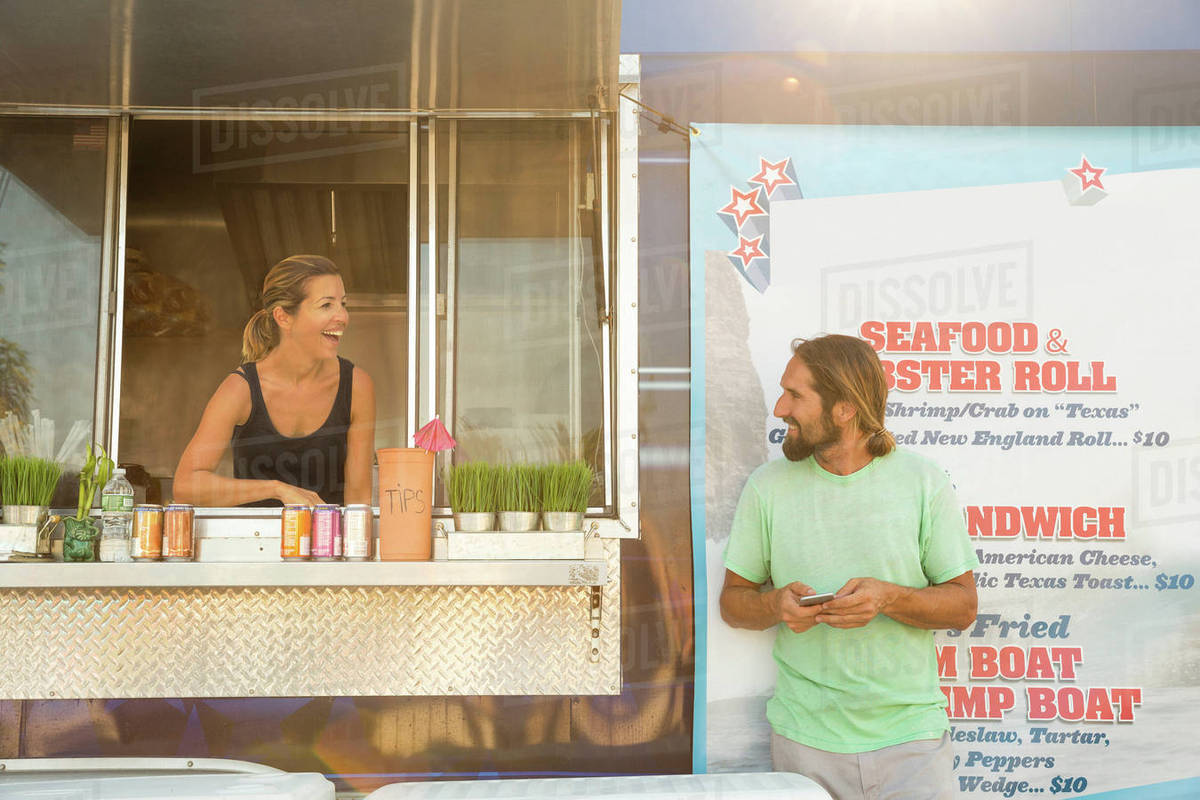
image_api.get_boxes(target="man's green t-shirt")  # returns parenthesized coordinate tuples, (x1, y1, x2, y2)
(723, 448, 979, 754)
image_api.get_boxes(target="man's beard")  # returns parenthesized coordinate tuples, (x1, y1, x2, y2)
(781, 410, 840, 462)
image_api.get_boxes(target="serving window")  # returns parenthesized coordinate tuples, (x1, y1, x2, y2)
(0, 116, 110, 503)
(117, 118, 414, 499)
(443, 119, 609, 508)
(108, 113, 620, 516)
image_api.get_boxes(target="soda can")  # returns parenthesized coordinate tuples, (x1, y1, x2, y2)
(343, 504, 373, 561)
(281, 504, 312, 561)
(132, 504, 164, 561)
(163, 504, 196, 561)
(312, 504, 341, 561)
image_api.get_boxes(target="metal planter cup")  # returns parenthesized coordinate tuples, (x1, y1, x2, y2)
(453, 512, 495, 532)
(2, 505, 46, 526)
(542, 511, 585, 532)
(497, 511, 539, 532)
(1, 505, 57, 558)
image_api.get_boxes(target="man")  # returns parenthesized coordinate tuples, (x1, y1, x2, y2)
(720, 334, 979, 800)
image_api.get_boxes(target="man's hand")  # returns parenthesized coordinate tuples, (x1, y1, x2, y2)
(816, 572, 978, 631)
(774, 582, 826, 634)
(720, 570, 827, 633)
(816, 577, 898, 629)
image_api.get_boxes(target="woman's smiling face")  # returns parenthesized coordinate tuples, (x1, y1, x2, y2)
(278, 274, 348, 355)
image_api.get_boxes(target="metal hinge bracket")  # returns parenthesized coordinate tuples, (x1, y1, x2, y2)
(588, 585, 602, 663)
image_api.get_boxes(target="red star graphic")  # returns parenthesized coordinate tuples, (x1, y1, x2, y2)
(731, 234, 766, 269)
(1069, 156, 1105, 191)
(748, 157, 795, 197)
(718, 186, 766, 228)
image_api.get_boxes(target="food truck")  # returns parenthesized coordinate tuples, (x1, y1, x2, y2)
(8, 3, 1199, 799)
(0, 1, 712, 795)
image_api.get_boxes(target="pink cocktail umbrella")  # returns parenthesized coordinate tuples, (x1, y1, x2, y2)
(413, 415, 457, 454)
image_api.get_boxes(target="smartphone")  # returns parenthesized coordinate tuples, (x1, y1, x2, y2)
(795, 591, 836, 607)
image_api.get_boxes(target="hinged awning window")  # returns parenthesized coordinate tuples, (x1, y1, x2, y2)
(0, 0, 619, 113)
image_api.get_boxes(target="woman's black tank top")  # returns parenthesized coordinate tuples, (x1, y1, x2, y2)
(231, 357, 353, 507)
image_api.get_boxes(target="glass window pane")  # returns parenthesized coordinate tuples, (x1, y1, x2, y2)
(447, 120, 607, 505)
(118, 119, 410, 502)
(0, 116, 107, 502)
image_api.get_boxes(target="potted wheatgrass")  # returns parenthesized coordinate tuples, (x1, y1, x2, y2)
(497, 463, 541, 532)
(0, 454, 63, 527)
(540, 460, 594, 532)
(445, 461, 499, 532)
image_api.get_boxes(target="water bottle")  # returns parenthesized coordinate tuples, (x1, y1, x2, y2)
(99, 468, 134, 563)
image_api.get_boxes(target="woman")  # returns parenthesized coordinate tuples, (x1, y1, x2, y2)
(174, 255, 375, 506)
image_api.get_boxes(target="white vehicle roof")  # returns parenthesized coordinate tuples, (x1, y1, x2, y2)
(0, 758, 334, 800)
(363, 772, 831, 800)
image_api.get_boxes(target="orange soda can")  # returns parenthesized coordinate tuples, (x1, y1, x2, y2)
(132, 504, 164, 560)
(281, 504, 312, 561)
(163, 504, 195, 561)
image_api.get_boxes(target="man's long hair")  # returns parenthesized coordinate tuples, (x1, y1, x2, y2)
(791, 334, 896, 457)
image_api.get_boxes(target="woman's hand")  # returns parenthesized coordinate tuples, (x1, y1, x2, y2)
(273, 481, 324, 506)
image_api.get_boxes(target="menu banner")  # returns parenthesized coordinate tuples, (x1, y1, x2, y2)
(689, 124, 1200, 798)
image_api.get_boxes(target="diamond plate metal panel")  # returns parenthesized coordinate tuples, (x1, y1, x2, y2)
(0, 541, 620, 699)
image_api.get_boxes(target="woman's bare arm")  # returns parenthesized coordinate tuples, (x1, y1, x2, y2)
(343, 367, 377, 505)
(173, 373, 321, 506)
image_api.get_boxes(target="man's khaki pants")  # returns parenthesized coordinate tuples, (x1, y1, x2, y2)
(771, 731, 955, 800)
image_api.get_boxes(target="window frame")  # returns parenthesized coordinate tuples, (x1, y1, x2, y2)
(0, 108, 124, 477)
(84, 108, 637, 538)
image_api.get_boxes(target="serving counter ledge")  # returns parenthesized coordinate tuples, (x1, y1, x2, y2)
(0, 559, 608, 588)
(0, 520, 622, 699)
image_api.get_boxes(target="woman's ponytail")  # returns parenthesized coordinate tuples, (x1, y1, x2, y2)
(241, 255, 341, 363)
(241, 308, 278, 363)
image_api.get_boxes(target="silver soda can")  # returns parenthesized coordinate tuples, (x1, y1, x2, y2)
(343, 504, 373, 561)
(312, 504, 341, 561)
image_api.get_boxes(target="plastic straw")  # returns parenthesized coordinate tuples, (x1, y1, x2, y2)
(55, 420, 91, 469)
(0, 413, 21, 456)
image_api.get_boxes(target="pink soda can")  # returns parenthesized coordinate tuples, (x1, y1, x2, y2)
(312, 504, 342, 561)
